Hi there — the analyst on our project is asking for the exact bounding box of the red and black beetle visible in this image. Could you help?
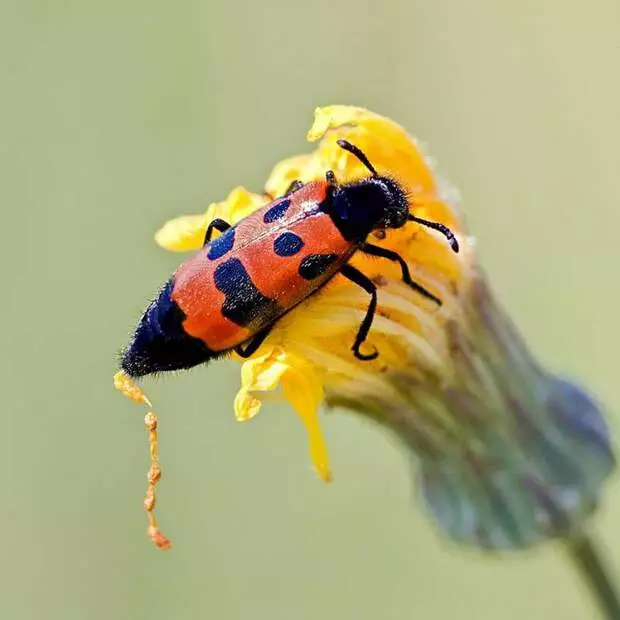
[121,140,459,377]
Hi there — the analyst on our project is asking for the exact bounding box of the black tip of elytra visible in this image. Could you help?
[121,279,215,378]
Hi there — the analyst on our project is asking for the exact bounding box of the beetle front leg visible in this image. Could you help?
[283,180,304,196]
[361,243,441,305]
[203,218,232,246]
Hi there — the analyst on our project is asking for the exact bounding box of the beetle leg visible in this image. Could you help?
[234,326,273,358]
[340,264,379,361]
[325,170,338,188]
[204,218,232,246]
[283,179,304,196]
[361,243,441,305]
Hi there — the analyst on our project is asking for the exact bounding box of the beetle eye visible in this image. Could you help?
[382,206,408,229]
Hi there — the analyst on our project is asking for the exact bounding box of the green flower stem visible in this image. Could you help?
[566,531,620,620]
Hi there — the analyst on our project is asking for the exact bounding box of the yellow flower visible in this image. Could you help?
[154,106,614,550]
[156,106,470,472]
[155,186,268,252]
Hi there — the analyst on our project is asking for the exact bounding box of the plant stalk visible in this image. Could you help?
[565,531,620,620]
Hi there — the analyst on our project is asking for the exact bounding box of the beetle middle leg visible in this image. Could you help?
[361,243,441,305]
[340,264,379,361]
[204,218,232,246]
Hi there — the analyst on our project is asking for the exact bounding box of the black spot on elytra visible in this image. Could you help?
[213,258,279,327]
[298,253,339,280]
[263,199,291,223]
[273,232,304,257]
[207,227,235,260]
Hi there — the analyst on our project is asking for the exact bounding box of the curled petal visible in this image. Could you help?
[234,348,287,421]
[264,154,314,199]
[234,347,330,481]
[307,105,437,197]
[216,187,269,224]
[155,187,269,252]
[155,213,209,252]
[280,356,330,482]
[233,388,263,422]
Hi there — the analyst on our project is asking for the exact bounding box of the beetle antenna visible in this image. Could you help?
[336,140,378,176]
[408,215,460,253]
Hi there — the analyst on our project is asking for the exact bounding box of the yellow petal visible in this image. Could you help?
[280,356,331,482]
[234,347,331,481]
[155,187,269,253]
[307,105,437,196]
[233,388,263,421]
[155,213,209,252]
[219,187,269,224]
[234,348,288,421]
[240,348,288,391]
[306,105,384,142]
[264,154,314,199]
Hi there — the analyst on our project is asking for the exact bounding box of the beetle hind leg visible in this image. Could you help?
[234,326,273,359]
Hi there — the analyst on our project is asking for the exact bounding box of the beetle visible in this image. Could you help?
[121,140,459,378]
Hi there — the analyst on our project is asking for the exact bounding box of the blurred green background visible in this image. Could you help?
[2,1,620,618]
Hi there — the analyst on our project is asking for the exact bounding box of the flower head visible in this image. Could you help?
[155,106,614,550]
